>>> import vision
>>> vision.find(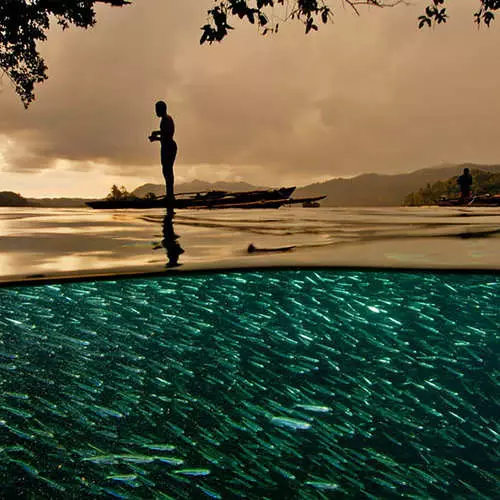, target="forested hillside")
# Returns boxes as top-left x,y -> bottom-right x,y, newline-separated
404,170 -> 500,206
